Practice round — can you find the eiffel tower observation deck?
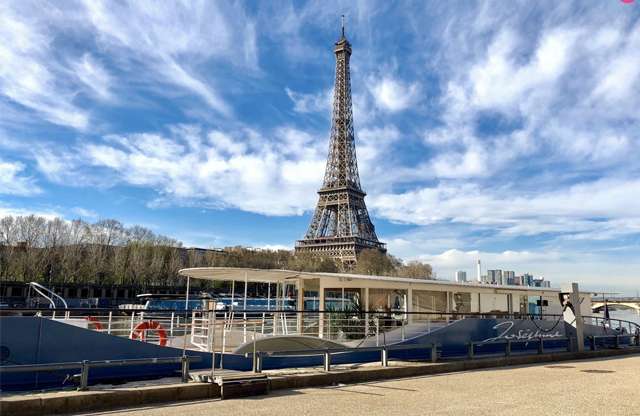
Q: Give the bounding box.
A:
[296,20,386,266]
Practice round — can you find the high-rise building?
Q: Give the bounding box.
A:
[487,270,503,285]
[523,273,534,286]
[503,270,515,285]
[476,260,482,283]
[455,271,467,283]
[296,22,385,266]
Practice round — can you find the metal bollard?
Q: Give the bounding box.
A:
[381,347,388,367]
[566,337,573,352]
[467,342,474,359]
[590,336,596,351]
[538,338,544,354]
[505,340,511,357]
[323,351,331,372]
[431,344,438,363]
[181,355,190,382]
[79,360,90,391]
[614,335,620,349]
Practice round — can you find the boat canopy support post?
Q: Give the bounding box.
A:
[267,283,271,311]
[185,276,190,310]
[364,287,370,337]
[319,279,325,338]
[231,280,235,310]
[243,272,248,343]
[407,288,413,324]
[297,278,304,334]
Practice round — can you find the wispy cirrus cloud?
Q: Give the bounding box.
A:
[0,1,260,130]
[0,159,40,196]
[0,3,89,130]
[81,0,259,117]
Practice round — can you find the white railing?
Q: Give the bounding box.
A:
[15,308,639,357]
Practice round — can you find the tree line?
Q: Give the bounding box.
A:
[0,215,432,288]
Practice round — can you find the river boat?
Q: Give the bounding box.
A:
[1,268,637,391]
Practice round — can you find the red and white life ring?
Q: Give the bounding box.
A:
[86,316,103,331]
[130,320,168,346]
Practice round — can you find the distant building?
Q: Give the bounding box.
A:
[523,273,534,287]
[455,271,467,283]
[487,269,503,285]
[503,270,515,285]
[476,260,482,283]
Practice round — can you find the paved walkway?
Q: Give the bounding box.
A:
[83,355,640,416]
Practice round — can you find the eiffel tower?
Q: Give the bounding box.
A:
[295,19,386,266]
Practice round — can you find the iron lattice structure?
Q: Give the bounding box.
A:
[296,26,386,265]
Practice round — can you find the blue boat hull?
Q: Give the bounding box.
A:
[0,316,624,391]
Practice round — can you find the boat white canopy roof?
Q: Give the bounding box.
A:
[178,267,562,294]
[179,267,306,283]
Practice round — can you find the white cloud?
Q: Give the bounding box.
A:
[0,203,60,220]
[81,0,258,116]
[0,159,40,196]
[0,4,89,129]
[0,1,261,128]
[369,77,420,112]
[255,244,292,251]
[72,53,112,101]
[49,125,327,217]
[430,146,488,179]
[404,247,640,293]
[71,207,98,219]
[371,178,640,240]
[285,88,332,114]
[469,28,577,109]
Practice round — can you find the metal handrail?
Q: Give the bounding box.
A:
[0,356,203,390]
[247,342,441,372]
[27,282,68,309]
[247,332,639,373]
[1,307,563,317]
[7,308,637,328]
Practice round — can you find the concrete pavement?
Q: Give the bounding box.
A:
[81,355,640,416]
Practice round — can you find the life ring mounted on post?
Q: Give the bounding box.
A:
[130,320,168,346]
[86,316,103,331]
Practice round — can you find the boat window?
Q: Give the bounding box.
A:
[323,288,362,312]
[480,293,509,313]
[369,289,407,313]
[519,295,528,315]
[453,292,472,313]
[304,291,320,311]
[412,290,447,315]
[145,299,203,310]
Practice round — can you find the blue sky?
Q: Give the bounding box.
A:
[1,1,639,293]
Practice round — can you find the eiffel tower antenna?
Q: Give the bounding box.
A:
[295,20,386,267]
